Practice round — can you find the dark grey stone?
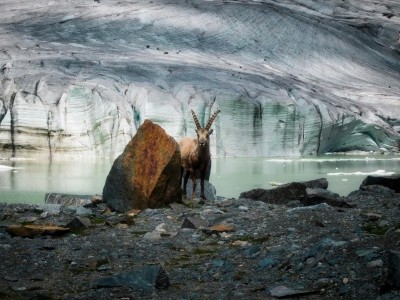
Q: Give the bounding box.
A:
[305,188,353,207]
[389,251,400,289]
[361,184,396,195]
[67,216,91,229]
[269,286,316,298]
[360,175,400,193]
[96,265,169,293]
[181,215,209,229]
[239,178,328,205]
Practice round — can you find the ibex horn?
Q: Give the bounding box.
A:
[191,110,202,130]
[205,109,220,130]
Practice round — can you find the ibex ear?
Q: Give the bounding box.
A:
[207,129,214,136]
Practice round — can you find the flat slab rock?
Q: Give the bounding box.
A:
[6,224,70,238]
[269,285,318,298]
[96,265,169,293]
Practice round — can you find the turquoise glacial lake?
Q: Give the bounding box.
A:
[0,156,399,204]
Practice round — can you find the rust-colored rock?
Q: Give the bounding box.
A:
[6,224,70,238]
[103,120,182,212]
[208,224,235,233]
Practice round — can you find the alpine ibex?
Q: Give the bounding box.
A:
[179,109,220,200]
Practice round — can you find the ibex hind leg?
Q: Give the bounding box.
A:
[191,172,197,199]
[180,167,184,188]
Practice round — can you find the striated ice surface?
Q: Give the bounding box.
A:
[0,0,399,159]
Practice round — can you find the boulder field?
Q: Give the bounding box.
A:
[0,176,399,299]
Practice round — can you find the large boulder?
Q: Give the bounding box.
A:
[240,178,352,208]
[103,120,182,212]
[239,178,329,205]
[360,175,400,193]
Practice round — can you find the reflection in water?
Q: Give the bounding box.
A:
[0,156,399,204]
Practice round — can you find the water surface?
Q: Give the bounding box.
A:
[0,156,399,204]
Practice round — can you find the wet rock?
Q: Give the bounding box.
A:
[360,175,400,193]
[96,265,169,293]
[103,120,182,212]
[239,178,328,205]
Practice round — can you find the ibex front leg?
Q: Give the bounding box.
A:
[200,168,206,200]
[191,172,197,199]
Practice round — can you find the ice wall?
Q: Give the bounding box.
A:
[0,0,399,159]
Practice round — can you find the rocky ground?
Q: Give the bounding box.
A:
[0,180,400,299]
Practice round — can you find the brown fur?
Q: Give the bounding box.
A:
[179,110,220,200]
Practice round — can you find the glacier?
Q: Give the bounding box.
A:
[0,0,399,159]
